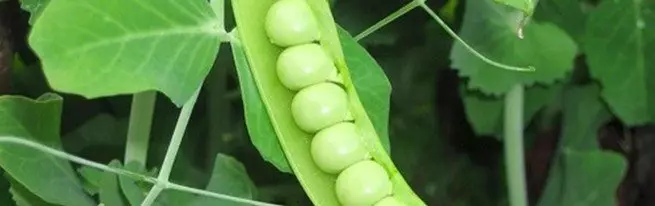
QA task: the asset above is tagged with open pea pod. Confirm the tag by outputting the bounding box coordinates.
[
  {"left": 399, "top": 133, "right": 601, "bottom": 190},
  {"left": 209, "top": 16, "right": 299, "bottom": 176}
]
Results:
[{"left": 231, "top": 0, "right": 425, "bottom": 205}]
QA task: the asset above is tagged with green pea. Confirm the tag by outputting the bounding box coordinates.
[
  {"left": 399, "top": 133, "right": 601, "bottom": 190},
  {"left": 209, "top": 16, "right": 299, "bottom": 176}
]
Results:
[
  {"left": 291, "top": 82, "right": 349, "bottom": 133},
  {"left": 311, "top": 122, "right": 369, "bottom": 174},
  {"left": 265, "top": 0, "right": 320, "bottom": 47},
  {"left": 277, "top": 43, "right": 337, "bottom": 91},
  {"left": 336, "top": 160, "right": 392, "bottom": 206},
  {"left": 374, "top": 196, "right": 405, "bottom": 206}
]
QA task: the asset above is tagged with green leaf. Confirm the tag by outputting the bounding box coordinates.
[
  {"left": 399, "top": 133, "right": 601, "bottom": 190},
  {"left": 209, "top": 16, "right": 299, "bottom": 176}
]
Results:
[
  {"left": 462, "top": 83, "right": 562, "bottom": 137},
  {"left": 557, "top": 85, "right": 612, "bottom": 150},
  {"left": 338, "top": 26, "right": 391, "bottom": 153},
  {"left": 537, "top": 84, "right": 626, "bottom": 206},
  {"left": 17, "top": 0, "right": 49, "bottom": 25},
  {"left": 64, "top": 114, "right": 127, "bottom": 154},
  {"left": 450, "top": 0, "right": 577, "bottom": 95},
  {"left": 190, "top": 154, "right": 257, "bottom": 206},
  {"left": 78, "top": 166, "right": 105, "bottom": 195},
  {"left": 0, "top": 94, "right": 95, "bottom": 206},
  {"left": 27, "top": 0, "right": 223, "bottom": 106},
  {"left": 99, "top": 161, "right": 127, "bottom": 206},
  {"left": 231, "top": 34, "right": 292, "bottom": 173},
  {"left": 533, "top": 0, "right": 587, "bottom": 46},
  {"left": 494, "top": 0, "right": 535, "bottom": 16},
  {"left": 118, "top": 162, "right": 150, "bottom": 206},
  {"left": 584, "top": 0, "right": 655, "bottom": 125},
  {"left": 6, "top": 175, "right": 55, "bottom": 206},
  {"left": 537, "top": 150, "right": 626, "bottom": 206}
]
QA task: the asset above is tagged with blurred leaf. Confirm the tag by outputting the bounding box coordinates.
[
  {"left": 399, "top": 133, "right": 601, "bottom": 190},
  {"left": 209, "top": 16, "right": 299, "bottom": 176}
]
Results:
[
  {"left": 557, "top": 85, "right": 611, "bottom": 150},
  {"left": 77, "top": 166, "right": 104, "bottom": 195},
  {"left": 64, "top": 114, "right": 127, "bottom": 154},
  {"left": 190, "top": 154, "right": 258, "bottom": 206},
  {"left": 533, "top": 0, "right": 587, "bottom": 46},
  {"left": 537, "top": 150, "right": 626, "bottom": 206},
  {"left": 584, "top": 0, "right": 655, "bottom": 125},
  {"left": 27, "top": 0, "right": 222, "bottom": 106},
  {"left": 339, "top": 26, "right": 392, "bottom": 153},
  {"left": 450, "top": 0, "right": 577, "bottom": 95},
  {"left": 494, "top": 0, "right": 535, "bottom": 16},
  {"left": 332, "top": 1, "right": 400, "bottom": 46},
  {"left": 17, "top": 0, "right": 49, "bottom": 25},
  {"left": 537, "top": 84, "right": 627, "bottom": 206},
  {"left": 231, "top": 34, "right": 292, "bottom": 173},
  {"left": 99, "top": 161, "right": 127, "bottom": 206},
  {"left": 6, "top": 175, "right": 54, "bottom": 206},
  {"left": 462, "top": 83, "right": 562, "bottom": 137},
  {"left": 0, "top": 94, "right": 94, "bottom": 206}
]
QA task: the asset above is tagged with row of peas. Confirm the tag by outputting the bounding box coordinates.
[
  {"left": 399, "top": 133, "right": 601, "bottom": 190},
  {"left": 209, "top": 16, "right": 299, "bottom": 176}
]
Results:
[{"left": 264, "top": 0, "right": 405, "bottom": 205}]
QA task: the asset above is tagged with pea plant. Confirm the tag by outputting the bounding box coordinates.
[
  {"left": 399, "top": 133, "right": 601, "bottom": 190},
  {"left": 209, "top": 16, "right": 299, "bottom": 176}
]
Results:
[{"left": 0, "top": 0, "right": 646, "bottom": 205}]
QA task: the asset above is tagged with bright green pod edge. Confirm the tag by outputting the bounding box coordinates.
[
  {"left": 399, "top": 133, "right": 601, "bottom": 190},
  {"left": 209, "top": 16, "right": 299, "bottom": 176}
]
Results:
[{"left": 231, "top": 0, "right": 426, "bottom": 205}]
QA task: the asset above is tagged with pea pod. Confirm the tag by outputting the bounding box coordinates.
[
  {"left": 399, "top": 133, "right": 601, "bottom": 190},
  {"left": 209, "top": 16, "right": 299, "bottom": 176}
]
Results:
[{"left": 231, "top": 0, "right": 425, "bottom": 205}]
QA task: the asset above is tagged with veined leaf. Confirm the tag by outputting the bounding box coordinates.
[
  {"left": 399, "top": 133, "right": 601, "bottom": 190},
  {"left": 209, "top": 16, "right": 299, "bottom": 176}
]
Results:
[
  {"left": 537, "top": 85, "right": 627, "bottom": 206},
  {"left": 0, "top": 94, "right": 95, "bottom": 206},
  {"left": 584, "top": 0, "right": 655, "bottom": 125},
  {"left": 190, "top": 154, "right": 258, "bottom": 206},
  {"left": 27, "top": 0, "right": 223, "bottom": 106},
  {"left": 450, "top": 0, "right": 577, "bottom": 95}
]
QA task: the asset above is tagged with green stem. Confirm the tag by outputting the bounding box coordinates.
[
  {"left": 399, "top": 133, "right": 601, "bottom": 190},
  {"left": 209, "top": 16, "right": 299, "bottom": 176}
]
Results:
[
  {"left": 354, "top": 0, "right": 422, "bottom": 41},
  {"left": 125, "top": 91, "right": 157, "bottom": 167},
  {"left": 503, "top": 85, "right": 528, "bottom": 206},
  {"left": 210, "top": 0, "right": 224, "bottom": 30},
  {"left": 418, "top": 2, "right": 535, "bottom": 72},
  {"left": 141, "top": 86, "right": 202, "bottom": 206}
]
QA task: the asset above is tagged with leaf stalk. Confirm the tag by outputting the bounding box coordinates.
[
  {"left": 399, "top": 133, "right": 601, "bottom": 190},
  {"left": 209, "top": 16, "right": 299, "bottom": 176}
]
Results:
[
  {"left": 504, "top": 84, "right": 528, "bottom": 206},
  {"left": 141, "top": 85, "right": 202, "bottom": 205},
  {"left": 125, "top": 91, "right": 157, "bottom": 168}
]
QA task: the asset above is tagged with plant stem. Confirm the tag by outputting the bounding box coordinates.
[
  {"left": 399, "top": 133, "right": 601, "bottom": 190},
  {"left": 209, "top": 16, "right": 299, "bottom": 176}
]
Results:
[
  {"left": 125, "top": 91, "right": 157, "bottom": 167},
  {"left": 141, "top": 86, "right": 202, "bottom": 206},
  {"left": 354, "top": 0, "right": 422, "bottom": 41},
  {"left": 504, "top": 85, "right": 528, "bottom": 206},
  {"left": 210, "top": 0, "right": 224, "bottom": 30}
]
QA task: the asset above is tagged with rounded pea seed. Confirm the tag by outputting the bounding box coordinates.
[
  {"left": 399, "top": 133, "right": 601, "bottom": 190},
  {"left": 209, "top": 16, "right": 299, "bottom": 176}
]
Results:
[
  {"left": 311, "top": 122, "right": 369, "bottom": 174},
  {"left": 336, "top": 160, "right": 392, "bottom": 206},
  {"left": 264, "top": 0, "right": 320, "bottom": 47},
  {"left": 277, "top": 43, "right": 337, "bottom": 91},
  {"left": 291, "top": 82, "right": 349, "bottom": 133}
]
